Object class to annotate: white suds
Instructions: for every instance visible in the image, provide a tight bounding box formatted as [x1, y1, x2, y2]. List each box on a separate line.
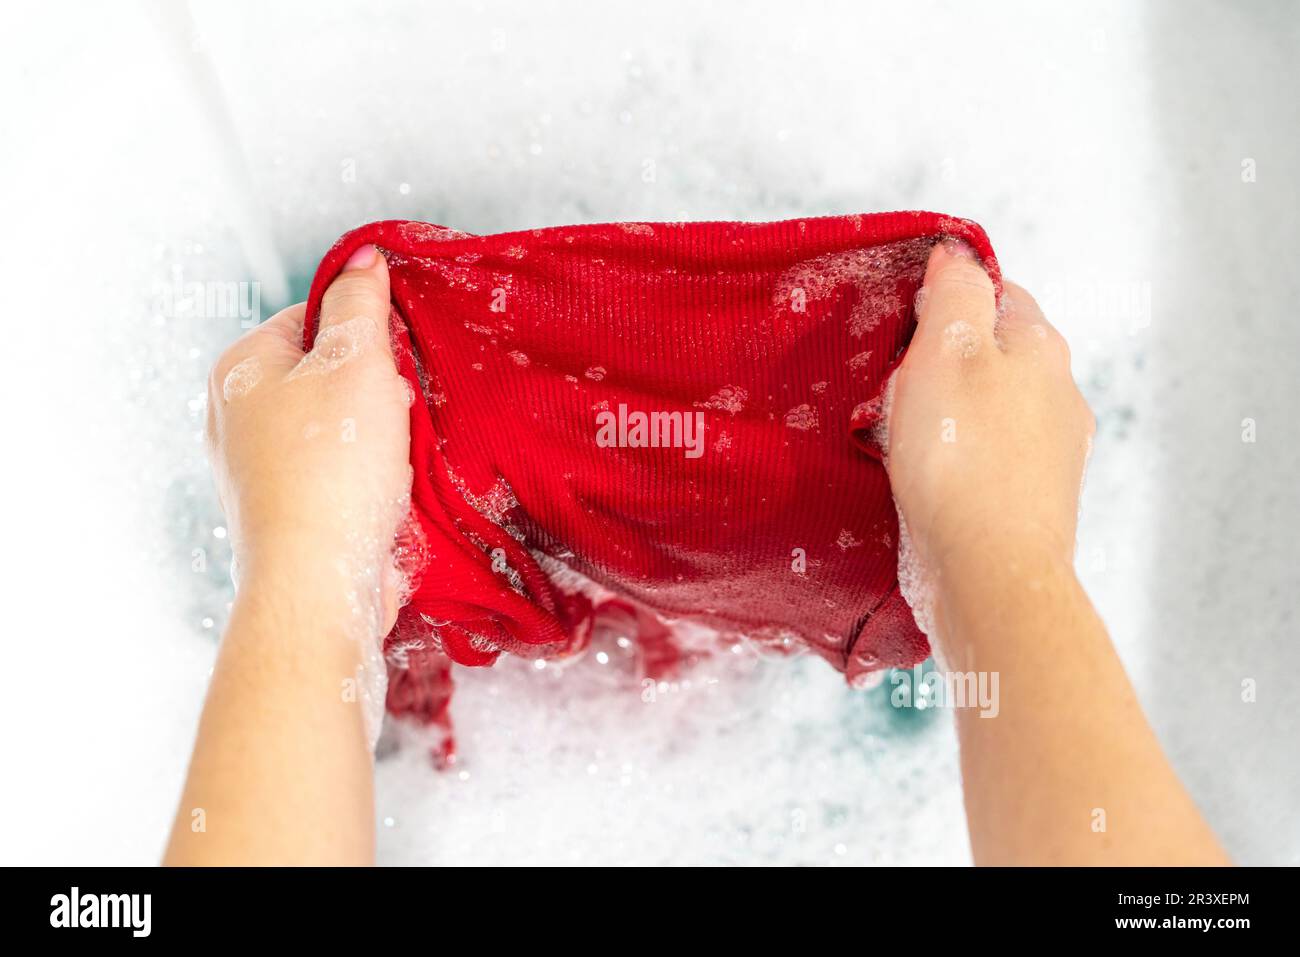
[872, 371, 939, 647]
[772, 238, 931, 338]
[397, 221, 471, 243]
[289, 316, 378, 378]
[694, 385, 748, 415]
[942, 320, 981, 359]
[221, 356, 262, 401]
[784, 403, 818, 431]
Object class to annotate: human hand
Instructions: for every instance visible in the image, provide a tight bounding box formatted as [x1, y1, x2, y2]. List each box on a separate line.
[206, 245, 412, 635]
[883, 240, 1095, 578]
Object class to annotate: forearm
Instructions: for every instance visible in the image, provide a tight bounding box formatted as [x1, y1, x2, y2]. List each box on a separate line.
[163, 567, 377, 866]
[935, 543, 1229, 866]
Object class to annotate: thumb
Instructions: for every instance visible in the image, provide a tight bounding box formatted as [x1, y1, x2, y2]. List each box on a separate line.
[314, 244, 394, 367]
[910, 238, 997, 355]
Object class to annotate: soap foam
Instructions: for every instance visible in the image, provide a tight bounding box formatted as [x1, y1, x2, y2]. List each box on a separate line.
[942, 319, 981, 359]
[772, 238, 931, 339]
[784, 403, 818, 431]
[694, 385, 748, 415]
[289, 315, 378, 379]
[221, 356, 262, 401]
[871, 372, 941, 656]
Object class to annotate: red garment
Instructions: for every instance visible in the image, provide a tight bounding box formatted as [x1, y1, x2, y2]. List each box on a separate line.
[303, 212, 1001, 756]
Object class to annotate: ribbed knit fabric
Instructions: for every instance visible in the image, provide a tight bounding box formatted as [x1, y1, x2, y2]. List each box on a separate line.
[303, 212, 1001, 757]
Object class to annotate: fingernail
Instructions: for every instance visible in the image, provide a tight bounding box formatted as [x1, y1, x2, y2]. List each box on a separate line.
[940, 236, 977, 260]
[343, 244, 378, 271]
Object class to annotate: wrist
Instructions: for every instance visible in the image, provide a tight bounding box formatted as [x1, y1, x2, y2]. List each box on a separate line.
[232, 537, 387, 644]
[929, 534, 1081, 659]
[933, 527, 1075, 580]
[923, 505, 1076, 579]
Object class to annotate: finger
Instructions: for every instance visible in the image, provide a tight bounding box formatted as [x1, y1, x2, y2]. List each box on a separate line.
[912, 238, 998, 355]
[208, 303, 307, 404]
[316, 244, 394, 366]
[251, 301, 307, 348]
[996, 280, 1071, 365]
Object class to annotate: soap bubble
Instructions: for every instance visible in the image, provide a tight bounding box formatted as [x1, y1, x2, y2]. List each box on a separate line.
[289, 316, 378, 379]
[694, 385, 748, 415]
[942, 320, 981, 359]
[784, 403, 818, 431]
[221, 356, 262, 401]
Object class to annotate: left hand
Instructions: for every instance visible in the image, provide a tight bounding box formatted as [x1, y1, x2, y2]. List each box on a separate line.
[205, 245, 412, 634]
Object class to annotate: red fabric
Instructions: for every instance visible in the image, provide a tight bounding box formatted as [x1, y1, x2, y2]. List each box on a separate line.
[303, 212, 1001, 755]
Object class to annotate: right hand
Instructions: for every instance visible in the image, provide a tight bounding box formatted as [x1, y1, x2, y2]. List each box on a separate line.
[883, 239, 1096, 573]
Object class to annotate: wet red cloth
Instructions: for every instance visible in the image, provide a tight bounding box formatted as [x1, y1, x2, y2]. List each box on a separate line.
[303, 212, 1001, 751]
